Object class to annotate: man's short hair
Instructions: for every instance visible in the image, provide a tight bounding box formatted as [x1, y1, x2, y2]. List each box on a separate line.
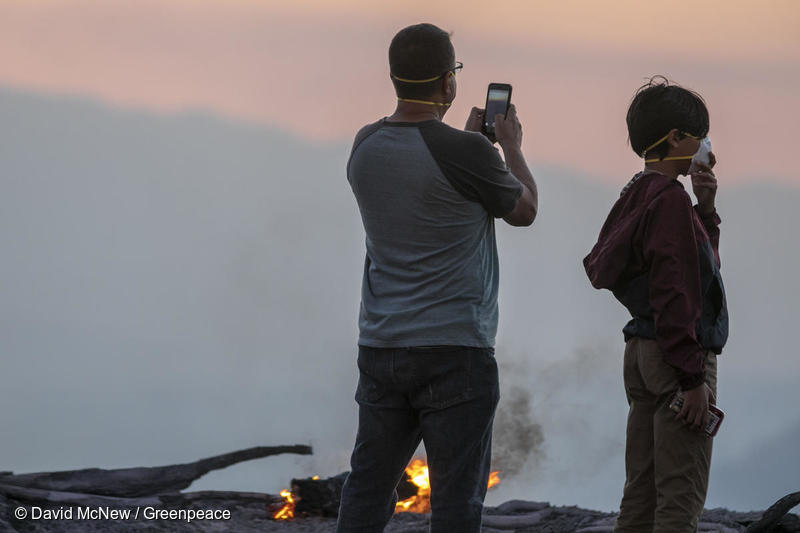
[627, 76, 710, 160]
[389, 23, 455, 100]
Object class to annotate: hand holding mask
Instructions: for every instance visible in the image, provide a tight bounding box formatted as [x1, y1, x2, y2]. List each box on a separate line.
[689, 137, 713, 174]
[690, 141, 717, 213]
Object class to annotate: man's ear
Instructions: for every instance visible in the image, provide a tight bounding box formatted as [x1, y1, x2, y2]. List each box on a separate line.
[666, 128, 681, 149]
[440, 75, 453, 100]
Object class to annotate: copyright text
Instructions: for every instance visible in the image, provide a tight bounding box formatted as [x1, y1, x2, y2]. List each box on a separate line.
[14, 506, 231, 522]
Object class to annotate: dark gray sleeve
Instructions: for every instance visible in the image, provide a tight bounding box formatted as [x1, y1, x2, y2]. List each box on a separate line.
[347, 120, 384, 178]
[419, 125, 523, 218]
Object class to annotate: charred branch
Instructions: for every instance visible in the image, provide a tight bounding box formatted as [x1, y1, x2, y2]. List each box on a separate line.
[0, 482, 281, 513]
[745, 491, 800, 533]
[0, 445, 312, 498]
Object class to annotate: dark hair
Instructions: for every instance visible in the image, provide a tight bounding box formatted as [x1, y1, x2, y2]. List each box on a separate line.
[389, 23, 455, 99]
[627, 76, 710, 160]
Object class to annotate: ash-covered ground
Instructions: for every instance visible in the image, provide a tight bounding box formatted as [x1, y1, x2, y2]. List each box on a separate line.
[2, 492, 798, 533]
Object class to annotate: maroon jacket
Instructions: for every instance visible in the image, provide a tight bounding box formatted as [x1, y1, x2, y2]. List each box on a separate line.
[584, 171, 728, 390]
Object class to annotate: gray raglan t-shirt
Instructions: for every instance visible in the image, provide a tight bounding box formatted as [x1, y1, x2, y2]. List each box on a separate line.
[347, 118, 523, 348]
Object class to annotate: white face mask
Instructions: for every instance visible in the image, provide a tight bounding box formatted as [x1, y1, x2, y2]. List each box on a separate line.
[643, 133, 711, 166]
[685, 138, 714, 178]
[691, 137, 713, 168]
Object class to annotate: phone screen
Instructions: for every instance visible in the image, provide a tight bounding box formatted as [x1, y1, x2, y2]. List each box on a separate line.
[482, 84, 512, 142]
[485, 88, 510, 130]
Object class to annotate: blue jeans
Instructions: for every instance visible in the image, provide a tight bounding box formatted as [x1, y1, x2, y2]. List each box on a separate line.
[336, 345, 500, 533]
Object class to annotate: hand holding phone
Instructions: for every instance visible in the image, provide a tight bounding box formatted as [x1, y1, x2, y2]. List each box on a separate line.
[464, 107, 484, 133]
[668, 390, 725, 437]
[481, 83, 512, 143]
[495, 104, 522, 148]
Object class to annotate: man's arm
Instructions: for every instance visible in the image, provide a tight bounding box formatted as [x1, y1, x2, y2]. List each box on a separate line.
[673, 155, 721, 430]
[495, 105, 537, 226]
[691, 153, 721, 266]
[644, 189, 706, 387]
[643, 188, 712, 430]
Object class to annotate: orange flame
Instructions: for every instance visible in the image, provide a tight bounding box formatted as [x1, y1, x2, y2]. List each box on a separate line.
[273, 476, 320, 520]
[273, 465, 500, 519]
[273, 489, 295, 520]
[395, 459, 500, 514]
[395, 459, 431, 513]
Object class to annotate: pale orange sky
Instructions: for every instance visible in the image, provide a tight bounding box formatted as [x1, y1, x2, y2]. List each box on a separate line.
[1, 0, 798, 184]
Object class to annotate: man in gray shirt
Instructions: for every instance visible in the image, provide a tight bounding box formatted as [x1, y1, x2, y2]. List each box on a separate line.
[336, 23, 538, 533]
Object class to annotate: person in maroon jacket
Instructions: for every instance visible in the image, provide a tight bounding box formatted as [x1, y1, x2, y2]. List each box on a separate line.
[584, 77, 729, 533]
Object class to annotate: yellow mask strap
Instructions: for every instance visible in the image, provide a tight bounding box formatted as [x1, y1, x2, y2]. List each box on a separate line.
[391, 73, 444, 83]
[641, 132, 672, 157]
[642, 132, 699, 161]
[397, 98, 451, 107]
[644, 155, 694, 163]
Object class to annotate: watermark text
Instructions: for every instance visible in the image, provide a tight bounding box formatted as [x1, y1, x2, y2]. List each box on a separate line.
[14, 506, 231, 522]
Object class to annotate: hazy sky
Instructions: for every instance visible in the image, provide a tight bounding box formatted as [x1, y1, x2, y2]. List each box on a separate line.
[1, 0, 798, 184]
[2, 87, 798, 511]
[2, 0, 799, 514]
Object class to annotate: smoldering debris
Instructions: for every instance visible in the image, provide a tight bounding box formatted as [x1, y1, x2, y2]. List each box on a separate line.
[1, 446, 798, 532]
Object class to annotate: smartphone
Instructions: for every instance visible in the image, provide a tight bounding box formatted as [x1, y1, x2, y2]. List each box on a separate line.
[482, 83, 512, 143]
[668, 391, 725, 437]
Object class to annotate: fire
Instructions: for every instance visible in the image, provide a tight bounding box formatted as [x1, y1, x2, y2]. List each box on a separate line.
[273, 489, 295, 520]
[395, 459, 501, 514]
[272, 476, 320, 520]
[272, 465, 500, 520]
[395, 459, 431, 513]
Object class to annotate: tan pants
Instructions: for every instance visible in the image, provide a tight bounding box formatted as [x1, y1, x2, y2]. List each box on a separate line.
[614, 337, 718, 533]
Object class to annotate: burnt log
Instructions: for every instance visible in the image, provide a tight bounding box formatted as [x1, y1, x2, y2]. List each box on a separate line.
[745, 491, 800, 533]
[0, 483, 162, 507]
[0, 445, 312, 498]
[284, 470, 419, 518]
[292, 473, 346, 517]
[0, 482, 275, 507]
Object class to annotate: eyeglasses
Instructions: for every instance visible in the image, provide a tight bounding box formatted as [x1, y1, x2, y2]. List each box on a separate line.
[447, 61, 463, 78]
[391, 61, 463, 84]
